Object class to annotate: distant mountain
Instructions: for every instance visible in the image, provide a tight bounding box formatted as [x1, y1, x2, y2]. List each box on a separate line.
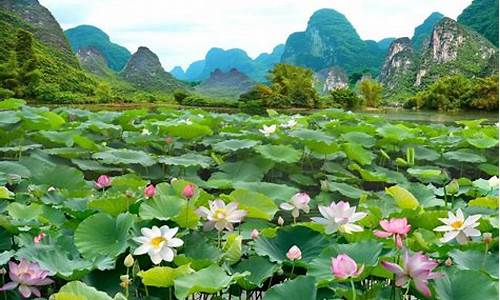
[281, 9, 385, 74]
[380, 17, 498, 98]
[314, 67, 349, 94]
[170, 66, 187, 81]
[76, 47, 115, 78]
[458, 0, 499, 46]
[183, 45, 284, 82]
[411, 12, 444, 51]
[196, 68, 255, 98]
[377, 38, 396, 51]
[0, 0, 77, 66]
[65, 25, 131, 72]
[121, 47, 184, 92]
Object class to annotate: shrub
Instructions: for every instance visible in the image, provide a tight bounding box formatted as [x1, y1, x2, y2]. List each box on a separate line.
[330, 88, 362, 109]
[357, 78, 383, 107]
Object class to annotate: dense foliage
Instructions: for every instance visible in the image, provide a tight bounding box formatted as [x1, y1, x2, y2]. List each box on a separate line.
[357, 78, 383, 107]
[328, 88, 362, 109]
[0, 100, 498, 299]
[406, 75, 499, 111]
[411, 12, 444, 51]
[457, 0, 499, 47]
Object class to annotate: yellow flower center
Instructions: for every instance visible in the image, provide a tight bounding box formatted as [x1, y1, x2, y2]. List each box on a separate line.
[150, 236, 165, 248]
[214, 208, 226, 220]
[450, 220, 463, 230]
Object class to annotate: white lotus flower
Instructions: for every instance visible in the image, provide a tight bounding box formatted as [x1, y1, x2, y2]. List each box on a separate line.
[280, 192, 311, 219]
[196, 200, 247, 232]
[434, 209, 481, 244]
[488, 176, 499, 189]
[280, 119, 297, 129]
[141, 128, 151, 136]
[133, 225, 183, 264]
[311, 201, 367, 234]
[259, 124, 276, 137]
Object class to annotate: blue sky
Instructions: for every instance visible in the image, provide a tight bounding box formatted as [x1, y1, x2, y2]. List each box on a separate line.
[39, 0, 473, 70]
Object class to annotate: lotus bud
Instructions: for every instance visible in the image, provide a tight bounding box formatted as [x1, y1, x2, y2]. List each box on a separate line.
[320, 180, 329, 192]
[47, 186, 56, 193]
[444, 257, 453, 267]
[119, 275, 131, 288]
[124, 254, 135, 268]
[0, 268, 5, 275]
[278, 216, 284, 226]
[251, 229, 260, 240]
[446, 179, 459, 195]
[483, 232, 493, 245]
[95, 175, 111, 189]
[125, 190, 134, 198]
[144, 184, 156, 198]
[286, 245, 302, 261]
[182, 183, 196, 199]
[33, 232, 46, 244]
[165, 136, 173, 144]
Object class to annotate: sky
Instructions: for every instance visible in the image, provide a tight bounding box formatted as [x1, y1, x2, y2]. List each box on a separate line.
[39, 0, 473, 71]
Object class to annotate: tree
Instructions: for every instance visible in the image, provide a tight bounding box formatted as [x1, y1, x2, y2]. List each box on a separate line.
[468, 76, 499, 111]
[0, 51, 19, 99]
[267, 64, 319, 108]
[357, 78, 383, 107]
[330, 87, 362, 109]
[14, 29, 40, 97]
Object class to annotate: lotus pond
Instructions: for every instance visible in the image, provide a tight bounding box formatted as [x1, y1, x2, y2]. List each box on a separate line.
[0, 99, 498, 300]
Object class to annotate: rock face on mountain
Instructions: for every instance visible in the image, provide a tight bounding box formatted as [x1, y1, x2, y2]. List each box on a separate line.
[377, 38, 396, 51]
[379, 38, 415, 91]
[76, 47, 114, 78]
[0, 0, 77, 65]
[315, 67, 348, 94]
[170, 66, 187, 81]
[281, 9, 384, 74]
[415, 17, 498, 86]
[458, 0, 499, 46]
[121, 47, 183, 92]
[65, 25, 131, 72]
[196, 68, 255, 98]
[412, 12, 444, 51]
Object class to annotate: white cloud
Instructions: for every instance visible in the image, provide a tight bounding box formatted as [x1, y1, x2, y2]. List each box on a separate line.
[40, 0, 472, 70]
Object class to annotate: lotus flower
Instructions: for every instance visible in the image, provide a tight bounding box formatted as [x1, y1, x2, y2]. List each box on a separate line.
[95, 175, 111, 189]
[259, 124, 276, 137]
[277, 216, 285, 226]
[331, 254, 364, 280]
[0, 259, 53, 298]
[433, 208, 481, 244]
[381, 249, 442, 297]
[374, 218, 411, 248]
[280, 192, 311, 219]
[286, 245, 302, 261]
[143, 184, 156, 198]
[311, 201, 367, 234]
[280, 119, 297, 129]
[141, 128, 152, 136]
[133, 225, 184, 264]
[488, 176, 499, 189]
[196, 200, 247, 232]
[251, 229, 260, 240]
[182, 183, 196, 199]
[33, 232, 46, 244]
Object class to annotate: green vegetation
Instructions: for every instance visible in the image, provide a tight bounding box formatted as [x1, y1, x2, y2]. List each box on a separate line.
[357, 78, 383, 107]
[458, 0, 499, 46]
[406, 75, 499, 111]
[0, 101, 497, 299]
[411, 12, 444, 51]
[327, 87, 362, 109]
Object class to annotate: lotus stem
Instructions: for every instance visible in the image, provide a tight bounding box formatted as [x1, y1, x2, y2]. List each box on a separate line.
[350, 279, 356, 300]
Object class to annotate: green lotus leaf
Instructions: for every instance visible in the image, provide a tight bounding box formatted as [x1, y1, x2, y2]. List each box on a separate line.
[255, 144, 302, 164]
[233, 182, 298, 202]
[443, 149, 486, 163]
[468, 196, 499, 209]
[0, 98, 25, 110]
[466, 133, 498, 149]
[93, 149, 156, 167]
[226, 189, 278, 220]
[0, 161, 31, 178]
[255, 226, 328, 263]
[0, 111, 20, 126]
[139, 195, 183, 220]
[343, 143, 375, 166]
[7, 202, 42, 220]
[138, 264, 194, 287]
[159, 153, 212, 168]
[0, 186, 13, 199]
[156, 122, 213, 139]
[434, 269, 498, 300]
[74, 213, 133, 259]
[327, 181, 365, 199]
[222, 233, 243, 265]
[50, 281, 112, 300]
[385, 185, 419, 209]
[263, 276, 317, 300]
[448, 249, 498, 279]
[213, 139, 260, 152]
[376, 124, 414, 140]
[342, 131, 376, 148]
[174, 232, 221, 270]
[88, 193, 134, 216]
[231, 256, 279, 289]
[0, 250, 14, 265]
[288, 128, 334, 143]
[174, 265, 247, 300]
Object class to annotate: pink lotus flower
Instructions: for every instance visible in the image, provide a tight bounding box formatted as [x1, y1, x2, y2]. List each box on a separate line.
[286, 245, 302, 261]
[331, 254, 364, 280]
[374, 218, 411, 248]
[381, 249, 443, 297]
[144, 184, 156, 198]
[0, 260, 53, 298]
[280, 192, 311, 219]
[251, 229, 260, 240]
[33, 232, 46, 244]
[95, 175, 111, 189]
[182, 183, 196, 199]
[196, 200, 247, 232]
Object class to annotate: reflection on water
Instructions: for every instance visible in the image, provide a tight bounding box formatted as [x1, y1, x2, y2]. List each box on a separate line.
[40, 102, 499, 123]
